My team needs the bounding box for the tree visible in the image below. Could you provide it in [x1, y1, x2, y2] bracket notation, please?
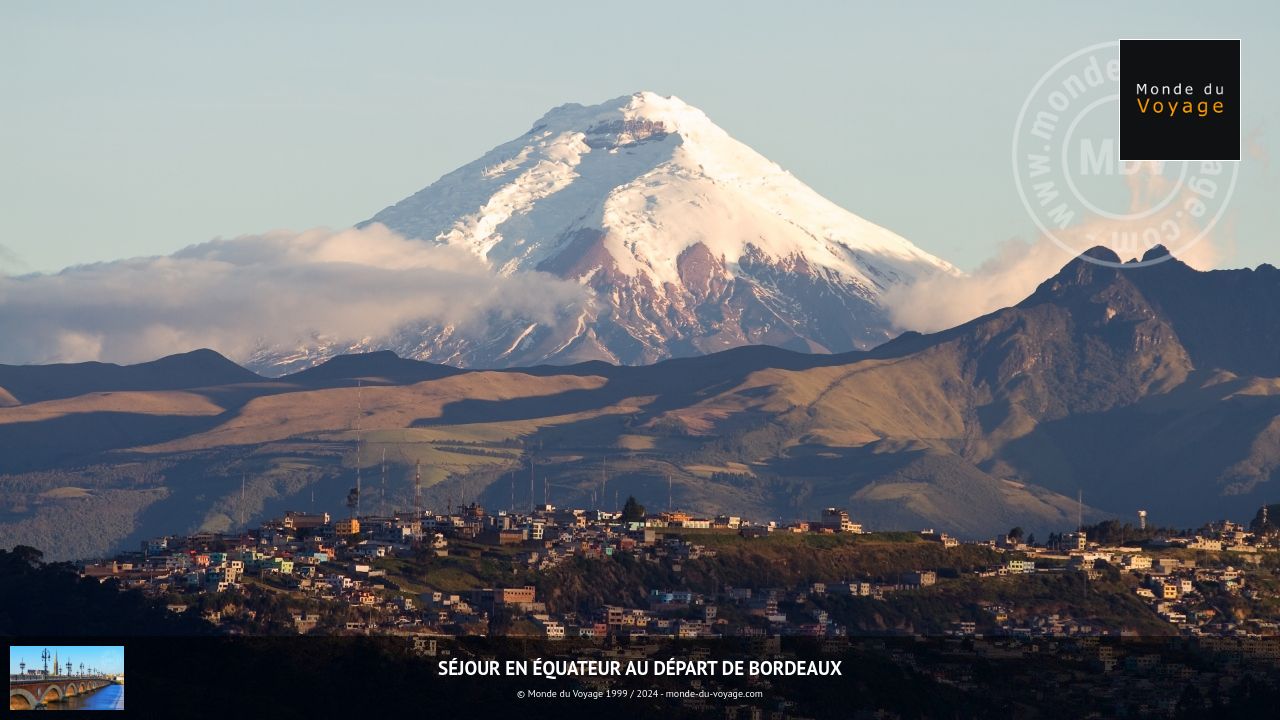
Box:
[621, 496, 646, 523]
[1250, 504, 1279, 534]
[1007, 527, 1024, 543]
[1026, 533, 1037, 546]
[10, 545, 44, 567]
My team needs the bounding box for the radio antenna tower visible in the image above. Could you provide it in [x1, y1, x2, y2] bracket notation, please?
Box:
[413, 459, 422, 520]
[380, 448, 387, 518]
[240, 472, 246, 527]
[355, 381, 364, 518]
[1077, 489, 1083, 531]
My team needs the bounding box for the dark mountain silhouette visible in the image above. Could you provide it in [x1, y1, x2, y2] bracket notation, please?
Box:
[0, 349, 261, 404]
[282, 350, 466, 388]
[1122, 247, 1280, 377]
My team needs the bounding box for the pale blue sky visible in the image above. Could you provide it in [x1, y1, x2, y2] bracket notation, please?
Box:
[2, 1, 1277, 273]
[9, 645, 124, 675]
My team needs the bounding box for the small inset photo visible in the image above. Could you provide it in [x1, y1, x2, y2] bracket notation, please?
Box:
[9, 646, 124, 711]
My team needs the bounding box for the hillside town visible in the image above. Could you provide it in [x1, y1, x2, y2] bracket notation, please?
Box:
[73, 499, 1280, 646]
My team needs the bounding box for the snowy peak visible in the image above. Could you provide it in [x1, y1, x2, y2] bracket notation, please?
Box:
[532, 92, 721, 149]
[367, 91, 952, 287]
[266, 92, 963, 371]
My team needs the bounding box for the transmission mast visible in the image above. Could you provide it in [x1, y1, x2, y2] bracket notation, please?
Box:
[355, 380, 363, 518]
[413, 459, 422, 520]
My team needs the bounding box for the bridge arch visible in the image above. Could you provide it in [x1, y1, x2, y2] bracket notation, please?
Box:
[65, 683, 78, 697]
[39, 684, 64, 705]
[10, 689, 39, 711]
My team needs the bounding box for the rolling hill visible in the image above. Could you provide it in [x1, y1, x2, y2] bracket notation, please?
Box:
[2, 246, 1278, 559]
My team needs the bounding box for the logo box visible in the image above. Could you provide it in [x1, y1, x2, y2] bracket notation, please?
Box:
[1119, 39, 1240, 161]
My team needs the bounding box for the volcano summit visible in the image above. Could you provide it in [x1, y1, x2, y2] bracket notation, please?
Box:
[253, 92, 957, 373]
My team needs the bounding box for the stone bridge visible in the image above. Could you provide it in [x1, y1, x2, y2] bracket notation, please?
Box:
[9, 675, 116, 710]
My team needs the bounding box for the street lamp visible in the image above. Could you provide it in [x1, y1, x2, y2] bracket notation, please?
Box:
[19, 660, 25, 675]
[41, 648, 49, 676]
[80, 662, 85, 676]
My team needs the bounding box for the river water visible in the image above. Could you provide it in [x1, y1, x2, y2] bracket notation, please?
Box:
[46, 684, 124, 711]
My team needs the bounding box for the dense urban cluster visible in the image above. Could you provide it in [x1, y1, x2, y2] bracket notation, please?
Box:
[77, 502, 1280, 644]
[982, 518, 1280, 639]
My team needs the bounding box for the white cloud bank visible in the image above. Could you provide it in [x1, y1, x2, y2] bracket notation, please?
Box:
[885, 233, 1226, 334]
[885, 164, 1231, 334]
[0, 224, 587, 365]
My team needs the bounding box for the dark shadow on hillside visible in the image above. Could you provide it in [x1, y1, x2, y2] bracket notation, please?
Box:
[417, 345, 858, 427]
[0, 412, 227, 472]
[0, 348, 260, 404]
[280, 350, 467, 388]
[997, 384, 1280, 527]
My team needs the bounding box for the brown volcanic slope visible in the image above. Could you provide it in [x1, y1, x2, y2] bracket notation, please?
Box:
[0, 390, 226, 426]
[2, 246, 1280, 559]
[139, 372, 611, 452]
[653, 246, 1280, 533]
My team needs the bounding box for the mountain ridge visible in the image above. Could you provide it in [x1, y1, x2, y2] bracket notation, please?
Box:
[250, 91, 956, 374]
[4, 247, 1280, 559]
[0, 348, 262, 405]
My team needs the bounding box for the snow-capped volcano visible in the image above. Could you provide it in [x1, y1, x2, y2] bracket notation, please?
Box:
[256, 92, 956, 372]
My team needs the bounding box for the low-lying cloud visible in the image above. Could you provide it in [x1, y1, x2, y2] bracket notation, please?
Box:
[883, 237, 1072, 333]
[0, 224, 588, 366]
[885, 163, 1232, 334]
